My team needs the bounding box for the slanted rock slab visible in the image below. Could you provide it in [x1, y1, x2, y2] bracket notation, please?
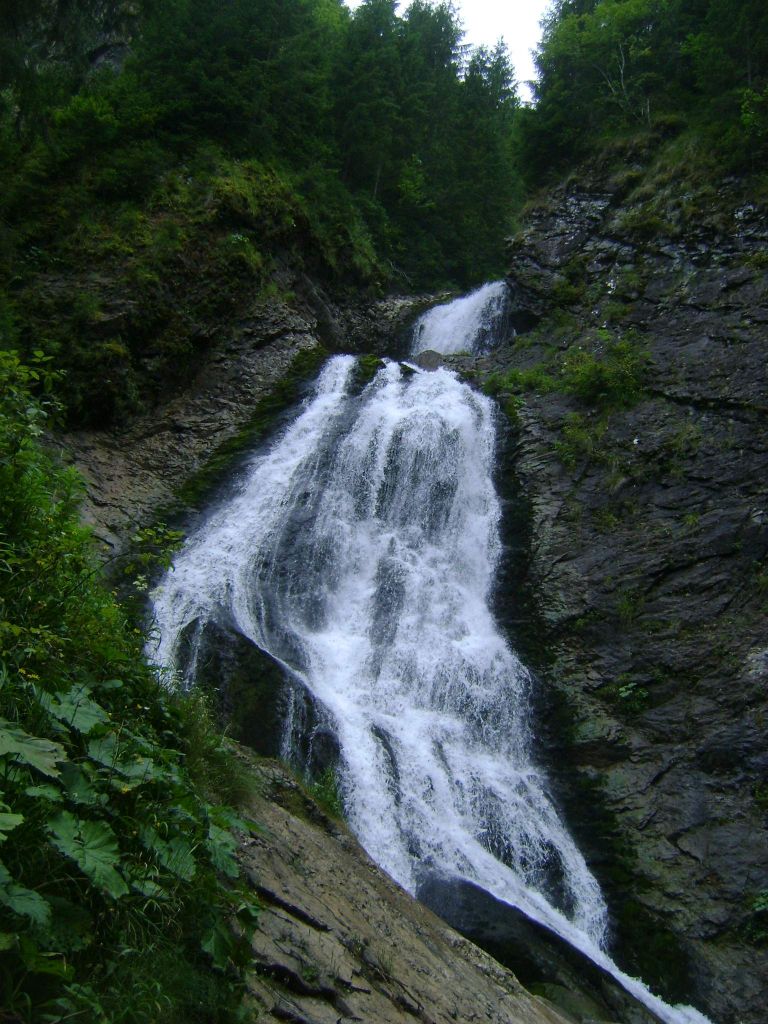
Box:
[239, 758, 574, 1024]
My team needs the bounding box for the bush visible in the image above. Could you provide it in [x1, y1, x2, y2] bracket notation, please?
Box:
[484, 365, 559, 397]
[562, 335, 649, 409]
[0, 352, 258, 1022]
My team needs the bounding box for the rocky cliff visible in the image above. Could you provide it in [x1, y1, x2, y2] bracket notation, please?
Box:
[456, 158, 768, 1024]
[59, 288, 421, 555]
[239, 755, 575, 1024]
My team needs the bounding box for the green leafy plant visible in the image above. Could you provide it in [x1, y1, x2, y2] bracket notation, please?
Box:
[306, 766, 344, 820]
[604, 675, 650, 715]
[562, 334, 649, 409]
[0, 353, 258, 1021]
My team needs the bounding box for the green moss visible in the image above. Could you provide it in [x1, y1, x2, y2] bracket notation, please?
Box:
[554, 412, 609, 468]
[354, 353, 385, 387]
[612, 899, 693, 1001]
[174, 345, 328, 512]
[593, 507, 621, 533]
[754, 782, 768, 811]
[744, 250, 768, 270]
[550, 278, 583, 306]
[484, 364, 559, 397]
[616, 206, 675, 241]
[615, 589, 646, 626]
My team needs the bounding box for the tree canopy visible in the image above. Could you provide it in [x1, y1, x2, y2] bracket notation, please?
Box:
[522, 0, 768, 178]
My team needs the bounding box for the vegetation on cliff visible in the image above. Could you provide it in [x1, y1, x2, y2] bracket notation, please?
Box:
[0, 0, 521, 429]
[0, 354, 260, 1020]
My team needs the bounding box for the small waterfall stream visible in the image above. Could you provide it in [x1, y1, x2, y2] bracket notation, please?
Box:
[410, 280, 512, 355]
[149, 283, 712, 1024]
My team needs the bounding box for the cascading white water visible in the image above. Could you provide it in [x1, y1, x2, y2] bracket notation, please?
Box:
[149, 296, 713, 1024]
[411, 279, 511, 355]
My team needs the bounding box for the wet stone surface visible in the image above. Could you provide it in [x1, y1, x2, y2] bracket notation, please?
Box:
[452, 172, 768, 1024]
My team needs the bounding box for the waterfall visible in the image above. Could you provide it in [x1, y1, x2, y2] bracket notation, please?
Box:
[149, 289, 712, 1024]
[411, 279, 512, 355]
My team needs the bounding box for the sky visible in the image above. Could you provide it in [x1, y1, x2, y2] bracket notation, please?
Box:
[343, 1, 552, 102]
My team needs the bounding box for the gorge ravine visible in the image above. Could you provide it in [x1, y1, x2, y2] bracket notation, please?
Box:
[149, 285, 713, 1024]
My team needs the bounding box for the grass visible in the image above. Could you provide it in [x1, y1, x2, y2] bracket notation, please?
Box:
[305, 766, 344, 820]
[561, 333, 649, 409]
[554, 413, 609, 468]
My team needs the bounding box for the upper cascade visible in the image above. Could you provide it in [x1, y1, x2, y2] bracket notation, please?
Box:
[411, 280, 512, 356]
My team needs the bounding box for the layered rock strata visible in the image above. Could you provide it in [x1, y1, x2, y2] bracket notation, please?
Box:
[455, 172, 768, 1024]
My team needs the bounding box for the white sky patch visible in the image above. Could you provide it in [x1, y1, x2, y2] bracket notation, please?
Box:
[343, 0, 551, 102]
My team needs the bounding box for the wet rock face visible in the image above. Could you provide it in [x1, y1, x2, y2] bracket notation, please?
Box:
[333, 292, 443, 357]
[59, 289, 427, 557]
[59, 299, 325, 555]
[418, 876, 665, 1024]
[463, 175, 768, 1023]
[183, 620, 289, 758]
[239, 757, 574, 1024]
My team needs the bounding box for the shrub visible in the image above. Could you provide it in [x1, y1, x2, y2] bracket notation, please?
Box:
[562, 335, 649, 409]
[554, 412, 608, 467]
[0, 352, 258, 1022]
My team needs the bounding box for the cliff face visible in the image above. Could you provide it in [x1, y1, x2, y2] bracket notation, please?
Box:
[465, 162, 768, 1024]
[59, 289, 421, 555]
[239, 756, 574, 1024]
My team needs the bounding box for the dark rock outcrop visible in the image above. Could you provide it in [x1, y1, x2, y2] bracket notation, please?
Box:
[455, 170, 768, 1024]
[58, 291, 425, 555]
[59, 298, 324, 553]
[419, 875, 665, 1024]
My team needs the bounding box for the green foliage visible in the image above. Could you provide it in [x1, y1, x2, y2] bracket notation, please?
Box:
[484, 365, 559, 397]
[616, 590, 646, 626]
[562, 335, 649, 409]
[0, 355, 258, 1021]
[604, 675, 650, 714]
[48, 813, 129, 898]
[746, 890, 768, 945]
[0, 0, 527, 431]
[523, 0, 768, 180]
[305, 766, 344, 820]
[554, 413, 608, 468]
[355, 354, 386, 387]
